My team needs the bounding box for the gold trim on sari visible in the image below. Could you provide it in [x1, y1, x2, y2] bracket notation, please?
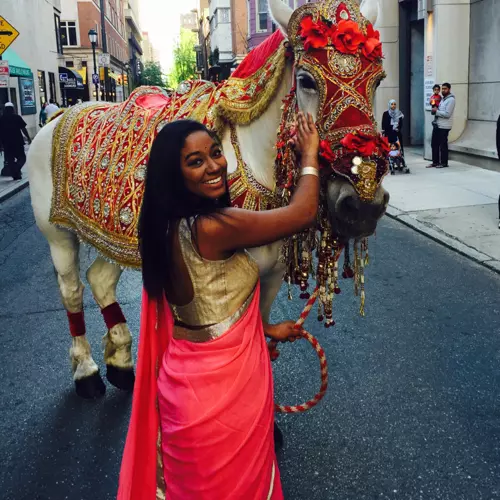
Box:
[172, 288, 256, 343]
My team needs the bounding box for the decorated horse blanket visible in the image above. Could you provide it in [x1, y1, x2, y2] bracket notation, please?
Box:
[50, 32, 286, 268]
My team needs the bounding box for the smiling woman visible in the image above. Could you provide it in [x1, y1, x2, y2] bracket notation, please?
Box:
[181, 131, 228, 199]
[119, 115, 321, 499]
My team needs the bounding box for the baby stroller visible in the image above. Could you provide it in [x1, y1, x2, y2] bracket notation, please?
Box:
[388, 141, 409, 175]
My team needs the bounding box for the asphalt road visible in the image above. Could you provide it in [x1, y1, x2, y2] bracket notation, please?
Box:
[1, 189, 499, 500]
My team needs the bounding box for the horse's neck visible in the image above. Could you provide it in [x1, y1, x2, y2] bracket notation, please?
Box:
[223, 64, 293, 191]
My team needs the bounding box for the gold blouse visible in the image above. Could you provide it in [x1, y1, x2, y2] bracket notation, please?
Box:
[170, 218, 259, 327]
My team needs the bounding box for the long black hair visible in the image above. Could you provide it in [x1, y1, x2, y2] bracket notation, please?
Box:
[138, 119, 231, 299]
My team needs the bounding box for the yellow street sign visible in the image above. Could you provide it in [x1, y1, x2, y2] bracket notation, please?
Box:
[0, 16, 20, 56]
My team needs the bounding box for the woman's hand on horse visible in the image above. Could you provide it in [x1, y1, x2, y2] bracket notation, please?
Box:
[293, 112, 320, 160]
[264, 321, 305, 343]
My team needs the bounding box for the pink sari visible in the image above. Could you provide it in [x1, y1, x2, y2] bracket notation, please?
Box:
[118, 283, 282, 500]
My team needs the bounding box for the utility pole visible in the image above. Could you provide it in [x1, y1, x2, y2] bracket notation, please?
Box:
[99, 0, 110, 101]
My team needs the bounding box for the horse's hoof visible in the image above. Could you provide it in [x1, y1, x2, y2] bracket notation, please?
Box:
[75, 371, 106, 399]
[106, 365, 135, 391]
[274, 422, 284, 451]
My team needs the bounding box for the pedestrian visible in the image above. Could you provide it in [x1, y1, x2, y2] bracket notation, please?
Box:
[428, 82, 456, 168]
[45, 99, 60, 121]
[382, 99, 404, 153]
[429, 84, 442, 128]
[0, 102, 31, 180]
[39, 102, 48, 128]
[118, 113, 320, 499]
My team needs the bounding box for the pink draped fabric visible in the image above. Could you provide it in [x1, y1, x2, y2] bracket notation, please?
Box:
[158, 283, 283, 499]
[117, 284, 283, 500]
[118, 289, 171, 500]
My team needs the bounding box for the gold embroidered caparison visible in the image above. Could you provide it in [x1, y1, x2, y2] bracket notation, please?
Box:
[227, 125, 281, 212]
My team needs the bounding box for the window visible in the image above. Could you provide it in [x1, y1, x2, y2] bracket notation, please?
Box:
[247, 0, 251, 34]
[38, 70, 47, 105]
[257, 0, 268, 32]
[49, 72, 56, 102]
[66, 61, 74, 67]
[60, 21, 78, 46]
[54, 13, 63, 54]
[218, 8, 230, 24]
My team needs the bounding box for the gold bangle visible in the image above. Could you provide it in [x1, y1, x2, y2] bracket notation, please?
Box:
[300, 166, 319, 177]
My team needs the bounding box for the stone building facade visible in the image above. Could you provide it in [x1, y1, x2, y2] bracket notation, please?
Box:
[382, 0, 498, 167]
[1, 0, 63, 137]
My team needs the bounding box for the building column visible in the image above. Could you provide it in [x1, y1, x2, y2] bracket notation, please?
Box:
[423, 0, 470, 159]
[374, 0, 399, 130]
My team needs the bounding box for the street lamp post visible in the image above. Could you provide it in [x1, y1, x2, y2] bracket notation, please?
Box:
[124, 63, 130, 96]
[88, 29, 98, 101]
[99, 0, 110, 101]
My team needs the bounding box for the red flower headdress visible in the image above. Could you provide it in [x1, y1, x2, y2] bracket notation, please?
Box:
[298, 14, 382, 61]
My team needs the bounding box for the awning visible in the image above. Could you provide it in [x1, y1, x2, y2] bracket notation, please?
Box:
[58, 66, 84, 89]
[2, 48, 33, 78]
[75, 68, 87, 85]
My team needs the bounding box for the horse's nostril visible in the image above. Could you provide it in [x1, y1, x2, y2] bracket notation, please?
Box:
[383, 191, 390, 207]
[339, 195, 359, 217]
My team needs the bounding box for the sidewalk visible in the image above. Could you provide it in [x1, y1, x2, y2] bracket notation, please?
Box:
[384, 148, 500, 273]
[0, 149, 30, 203]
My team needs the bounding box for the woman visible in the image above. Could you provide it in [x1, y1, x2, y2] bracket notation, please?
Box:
[118, 113, 320, 499]
[382, 99, 404, 153]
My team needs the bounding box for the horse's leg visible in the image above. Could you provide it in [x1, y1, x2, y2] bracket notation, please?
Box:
[86, 256, 135, 391]
[259, 261, 287, 324]
[48, 230, 106, 398]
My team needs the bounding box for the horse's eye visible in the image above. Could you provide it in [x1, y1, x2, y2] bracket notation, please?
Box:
[299, 75, 317, 91]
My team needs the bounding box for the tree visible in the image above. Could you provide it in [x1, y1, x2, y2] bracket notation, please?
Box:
[139, 61, 165, 87]
[169, 28, 198, 88]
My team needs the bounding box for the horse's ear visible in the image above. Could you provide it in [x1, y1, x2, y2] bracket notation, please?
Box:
[269, 0, 293, 34]
[360, 0, 379, 26]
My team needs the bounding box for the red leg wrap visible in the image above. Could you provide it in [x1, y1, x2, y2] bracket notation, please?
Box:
[101, 302, 126, 330]
[67, 311, 86, 337]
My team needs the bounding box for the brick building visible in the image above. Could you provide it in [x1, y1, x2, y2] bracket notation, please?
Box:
[60, 0, 129, 103]
[230, 0, 248, 67]
[246, 0, 306, 50]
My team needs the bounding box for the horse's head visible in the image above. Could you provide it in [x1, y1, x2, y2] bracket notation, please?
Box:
[270, 0, 389, 241]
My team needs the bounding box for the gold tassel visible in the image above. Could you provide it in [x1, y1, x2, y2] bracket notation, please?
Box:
[359, 246, 366, 317]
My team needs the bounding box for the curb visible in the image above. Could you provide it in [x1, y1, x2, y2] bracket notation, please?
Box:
[385, 206, 500, 275]
[0, 178, 29, 203]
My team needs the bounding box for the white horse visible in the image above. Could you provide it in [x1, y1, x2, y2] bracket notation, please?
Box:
[27, 0, 387, 398]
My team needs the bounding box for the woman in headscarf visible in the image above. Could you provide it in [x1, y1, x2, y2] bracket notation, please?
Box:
[382, 99, 405, 153]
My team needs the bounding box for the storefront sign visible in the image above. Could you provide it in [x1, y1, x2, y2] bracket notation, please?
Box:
[18, 76, 36, 115]
[424, 78, 435, 111]
[0, 16, 20, 56]
[0, 60, 9, 76]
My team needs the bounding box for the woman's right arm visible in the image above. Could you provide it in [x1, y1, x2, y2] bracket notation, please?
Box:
[198, 112, 320, 254]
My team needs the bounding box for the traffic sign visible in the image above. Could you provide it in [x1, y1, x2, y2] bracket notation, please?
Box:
[98, 53, 110, 67]
[92, 73, 99, 85]
[0, 75, 8, 88]
[0, 16, 20, 56]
